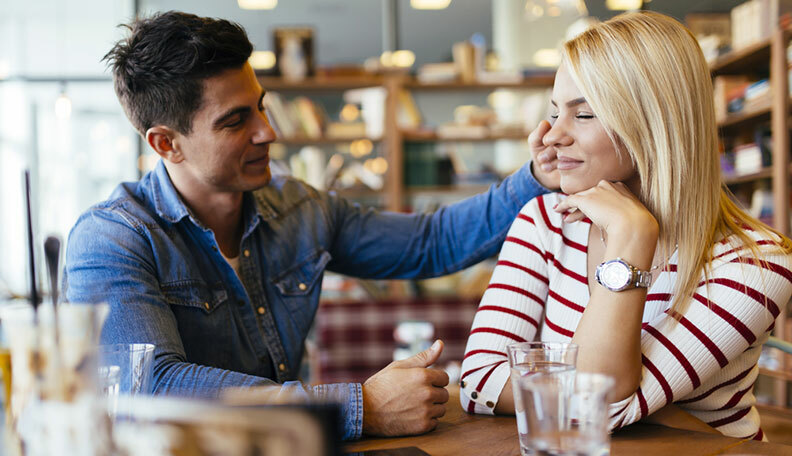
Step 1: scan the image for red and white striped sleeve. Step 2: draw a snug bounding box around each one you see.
[608,239,792,434]
[460,195,554,415]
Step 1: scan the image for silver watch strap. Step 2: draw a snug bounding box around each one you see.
[634,269,652,288]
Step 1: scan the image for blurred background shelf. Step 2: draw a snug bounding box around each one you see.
[404,75,555,90]
[274,135,383,145]
[710,38,771,76]
[717,104,771,130]
[723,167,773,185]
[401,130,529,142]
[257,75,384,91]
[760,367,792,382]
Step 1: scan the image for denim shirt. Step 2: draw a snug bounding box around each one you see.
[63,160,549,440]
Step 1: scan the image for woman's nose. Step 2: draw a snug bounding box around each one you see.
[542,120,573,148]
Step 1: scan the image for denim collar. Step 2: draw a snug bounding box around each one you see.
[149,159,271,235]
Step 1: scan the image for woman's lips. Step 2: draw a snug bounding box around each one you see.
[557,157,583,170]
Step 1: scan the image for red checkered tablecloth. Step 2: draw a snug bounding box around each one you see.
[315,297,480,384]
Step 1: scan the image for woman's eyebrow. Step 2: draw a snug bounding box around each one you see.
[550,97,587,107]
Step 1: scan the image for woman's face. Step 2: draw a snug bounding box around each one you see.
[545,63,638,195]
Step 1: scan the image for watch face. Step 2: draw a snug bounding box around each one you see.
[600,261,631,289]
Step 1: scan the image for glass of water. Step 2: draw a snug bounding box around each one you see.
[519,371,614,456]
[507,342,578,456]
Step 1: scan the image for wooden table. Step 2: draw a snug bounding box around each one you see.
[346,389,792,456]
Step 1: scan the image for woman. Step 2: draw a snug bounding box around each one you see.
[460,11,792,441]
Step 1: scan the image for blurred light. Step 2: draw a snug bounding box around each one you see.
[392,50,416,68]
[532,48,561,67]
[0,60,9,80]
[249,51,276,70]
[363,157,388,175]
[115,135,132,154]
[380,51,393,67]
[411,0,451,9]
[269,143,287,160]
[90,121,111,142]
[487,91,517,109]
[328,153,344,169]
[370,157,388,174]
[238,0,277,9]
[606,0,642,10]
[350,139,374,158]
[137,154,160,172]
[55,92,71,120]
[548,6,561,16]
[340,103,360,122]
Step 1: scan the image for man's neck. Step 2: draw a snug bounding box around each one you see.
[165,163,244,258]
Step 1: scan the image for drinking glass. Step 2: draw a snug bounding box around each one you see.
[507,342,578,456]
[97,343,155,420]
[519,371,614,456]
[0,302,111,456]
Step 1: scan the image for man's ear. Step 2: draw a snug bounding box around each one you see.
[145,126,184,164]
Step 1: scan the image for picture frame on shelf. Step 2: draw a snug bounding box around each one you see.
[273,27,315,80]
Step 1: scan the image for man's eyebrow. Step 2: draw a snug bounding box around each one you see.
[211,90,267,129]
[550,97,588,108]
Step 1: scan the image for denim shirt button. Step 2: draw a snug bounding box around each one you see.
[278,363,286,372]
[244,249,250,257]
[257,306,266,315]
[203,302,210,310]
[298,283,307,291]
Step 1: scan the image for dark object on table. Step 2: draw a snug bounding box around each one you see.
[347,447,431,456]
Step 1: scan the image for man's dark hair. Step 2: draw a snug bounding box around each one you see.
[104,11,253,135]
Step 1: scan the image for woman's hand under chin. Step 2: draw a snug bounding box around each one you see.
[552,179,659,243]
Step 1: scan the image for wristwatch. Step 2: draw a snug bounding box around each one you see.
[595,258,651,292]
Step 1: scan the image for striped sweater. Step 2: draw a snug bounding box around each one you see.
[460,193,792,440]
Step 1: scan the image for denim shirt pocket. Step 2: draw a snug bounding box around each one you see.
[161,280,229,314]
[272,249,332,296]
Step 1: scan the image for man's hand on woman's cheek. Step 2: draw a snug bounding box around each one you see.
[529,120,561,190]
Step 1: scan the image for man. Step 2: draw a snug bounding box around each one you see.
[64,11,558,440]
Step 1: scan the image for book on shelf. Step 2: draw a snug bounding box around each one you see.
[264,93,327,139]
[294,96,325,139]
[325,122,367,139]
[731,0,792,51]
[436,123,488,139]
[713,76,750,122]
[416,62,458,84]
[397,90,422,129]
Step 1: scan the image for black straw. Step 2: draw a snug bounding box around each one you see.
[24,170,39,313]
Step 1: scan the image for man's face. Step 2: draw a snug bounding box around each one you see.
[172,62,276,193]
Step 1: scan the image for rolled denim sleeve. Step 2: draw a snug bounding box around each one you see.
[326,160,551,279]
[64,205,364,440]
[310,382,364,440]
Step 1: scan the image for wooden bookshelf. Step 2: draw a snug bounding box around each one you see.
[401,130,529,143]
[257,75,384,92]
[710,38,771,76]
[760,367,792,382]
[713,27,792,411]
[275,135,382,145]
[723,167,773,185]
[404,74,555,91]
[717,104,771,130]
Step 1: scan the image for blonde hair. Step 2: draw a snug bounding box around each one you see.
[562,11,792,313]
